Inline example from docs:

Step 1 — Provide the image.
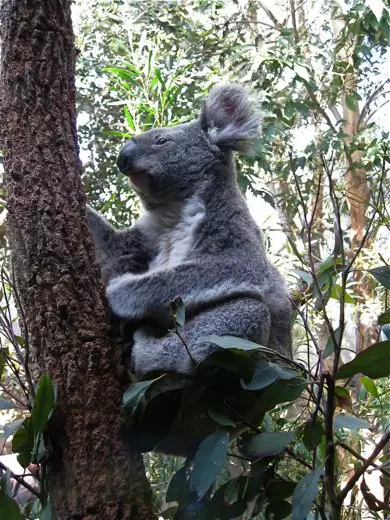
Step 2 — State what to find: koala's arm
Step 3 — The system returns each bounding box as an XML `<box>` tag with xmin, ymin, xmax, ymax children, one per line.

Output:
<box><xmin>86</xmin><ymin>206</ymin><xmax>152</xmax><ymax>281</ymax></box>
<box><xmin>106</xmin><ymin>260</ymin><xmax>263</xmax><ymax>320</ymax></box>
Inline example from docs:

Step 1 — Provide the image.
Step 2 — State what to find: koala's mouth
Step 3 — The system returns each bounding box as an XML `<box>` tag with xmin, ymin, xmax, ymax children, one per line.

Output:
<box><xmin>126</xmin><ymin>168</ymin><xmax>151</xmax><ymax>194</ymax></box>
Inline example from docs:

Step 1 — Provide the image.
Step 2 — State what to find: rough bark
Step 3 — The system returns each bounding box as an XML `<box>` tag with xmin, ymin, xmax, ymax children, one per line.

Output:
<box><xmin>0</xmin><ymin>1</ymin><xmax>155</xmax><ymax>518</ymax></box>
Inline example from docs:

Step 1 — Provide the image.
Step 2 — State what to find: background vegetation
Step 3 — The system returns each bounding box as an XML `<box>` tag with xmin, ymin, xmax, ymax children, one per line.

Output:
<box><xmin>1</xmin><ymin>0</ymin><xmax>389</xmax><ymax>518</ymax></box>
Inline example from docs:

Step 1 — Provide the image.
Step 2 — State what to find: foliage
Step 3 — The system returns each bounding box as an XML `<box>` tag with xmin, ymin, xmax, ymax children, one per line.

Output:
<box><xmin>1</xmin><ymin>0</ymin><xmax>390</xmax><ymax>518</ymax></box>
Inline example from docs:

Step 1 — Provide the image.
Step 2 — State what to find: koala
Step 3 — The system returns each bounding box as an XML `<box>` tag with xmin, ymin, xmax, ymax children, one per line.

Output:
<box><xmin>87</xmin><ymin>84</ymin><xmax>292</xmax><ymax>377</ymax></box>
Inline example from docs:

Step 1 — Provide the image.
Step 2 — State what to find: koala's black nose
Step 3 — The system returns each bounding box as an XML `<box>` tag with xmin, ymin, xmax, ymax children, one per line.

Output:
<box><xmin>116</xmin><ymin>140</ymin><xmax>138</xmax><ymax>174</ymax></box>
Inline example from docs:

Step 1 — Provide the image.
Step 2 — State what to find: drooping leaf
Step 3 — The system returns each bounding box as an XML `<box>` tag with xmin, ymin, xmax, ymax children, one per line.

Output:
<box><xmin>122</xmin><ymin>375</ymin><xmax>165</xmax><ymax>411</ymax></box>
<box><xmin>31</xmin><ymin>375</ymin><xmax>56</xmax><ymax>438</ymax></box>
<box><xmin>166</xmin><ymin>467</ymin><xmax>188</xmax><ymax>503</ymax></box>
<box><xmin>204</xmin><ymin>349</ymin><xmax>255</xmax><ymax>383</ymax></box>
<box><xmin>378</xmin><ymin>310</ymin><xmax>390</xmax><ymax>326</ymax></box>
<box><xmin>336</xmin><ymin>341</ymin><xmax>390</xmax><ymax>379</ymax></box>
<box><xmin>197</xmin><ymin>334</ymin><xmax>267</xmax><ymax>352</ymax></box>
<box><xmin>369</xmin><ymin>266</ymin><xmax>390</xmax><ymax>289</ymax></box>
<box><xmin>359</xmin><ymin>376</ymin><xmax>379</xmax><ymax>398</ymax></box>
<box><xmin>334</xmin><ymin>414</ymin><xmax>370</xmax><ymax>430</ymax></box>
<box><xmin>39</xmin><ymin>499</ymin><xmax>55</xmax><ymax>520</ymax></box>
<box><xmin>291</xmin><ymin>467</ymin><xmax>323</xmax><ymax>520</ymax></box>
<box><xmin>171</xmin><ymin>297</ymin><xmax>186</xmax><ymax>330</ymax></box>
<box><xmin>12</xmin><ymin>418</ymin><xmax>34</xmax><ymax>468</ymax></box>
<box><xmin>266</xmin><ymin>478</ymin><xmax>296</xmax><ymax>501</ymax></box>
<box><xmin>323</xmin><ymin>327</ymin><xmax>342</xmax><ymax>358</ymax></box>
<box><xmin>241</xmin><ymin>431</ymin><xmax>295</xmax><ymax>458</ymax></box>
<box><xmin>258</xmin><ymin>378</ymin><xmax>307</xmax><ymax>411</ymax></box>
<box><xmin>0</xmin><ymin>485</ymin><xmax>24</xmax><ymax>520</ymax></box>
<box><xmin>345</xmin><ymin>93</ymin><xmax>358</xmax><ymax>111</ymax></box>
<box><xmin>189</xmin><ymin>431</ymin><xmax>229</xmax><ymax>500</ymax></box>
<box><xmin>240</xmin><ymin>362</ymin><xmax>278</xmax><ymax>390</ymax></box>
<box><xmin>4</xmin><ymin>419</ymin><xmax>24</xmax><ymax>441</ymax></box>
<box><xmin>302</xmin><ymin>420</ymin><xmax>325</xmax><ymax>452</ymax></box>
<box><xmin>265</xmin><ymin>499</ymin><xmax>292</xmax><ymax>519</ymax></box>
<box><xmin>208</xmin><ymin>408</ymin><xmax>236</xmax><ymax>428</ymax></box>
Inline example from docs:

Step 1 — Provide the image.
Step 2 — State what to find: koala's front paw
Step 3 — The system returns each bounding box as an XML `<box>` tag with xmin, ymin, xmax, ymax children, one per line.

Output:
<box><xmin>106</xmin><ymin>274</ymin><xmax>141</xmax><ymax>319</ymax></box>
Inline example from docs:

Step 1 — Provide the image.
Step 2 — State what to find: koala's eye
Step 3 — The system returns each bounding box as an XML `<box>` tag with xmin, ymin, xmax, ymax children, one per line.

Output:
<box><xmin>156</xmin><ymin>137</ymin><xmax>168</xmax><ymax>145</ymax></box>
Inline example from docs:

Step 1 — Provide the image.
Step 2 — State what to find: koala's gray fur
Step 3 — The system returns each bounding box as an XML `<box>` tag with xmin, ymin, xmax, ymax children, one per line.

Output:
<box><xmin>87</xmin><ymin>84</ymin><xmax>292</xmax><ymax>376</ymax></box>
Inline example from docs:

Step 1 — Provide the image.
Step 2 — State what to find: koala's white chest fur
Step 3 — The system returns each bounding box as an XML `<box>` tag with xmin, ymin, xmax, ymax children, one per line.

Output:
<box><xmin>147</xmin><ymin>197</ymin><xmax>205</xmax><ymax>271</ymax></box>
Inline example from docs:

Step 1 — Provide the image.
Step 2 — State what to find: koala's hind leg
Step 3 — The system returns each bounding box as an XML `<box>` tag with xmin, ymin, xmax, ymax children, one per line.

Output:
<box><xmin>131</xmin><ymin>297</ymin><xmax>271</xmax><ymax>376</ymax></box>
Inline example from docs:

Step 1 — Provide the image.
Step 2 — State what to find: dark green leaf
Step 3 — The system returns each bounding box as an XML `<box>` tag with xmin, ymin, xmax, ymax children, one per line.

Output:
<box><xmin>204</xmin><ymin>349</ymin><xmax>255</xmax><ymax>383</ymax></box>
<box><xmin>241</xmin><ymin>431</ymin><xmax>295</xmax><ymax>458</ymax></box>
<box><xmin>166</xmin><ymin>467</ymin><xmax>188</xmax><ymax>503</ymax></box>
<box><xmin>359</xmin><ymin>376</ymin><xmax>379</xmax><ymax>398</ymax></box>
<box><xmin>259</xmin><ymin>378</ymin><xmax>307</xmax><ymax>410</ymax></box>
<box><xmin>160</xmin><ymin>506</ymin><xmax>178</xmax><ymax>519</ymax></box>
<box><xmin>39</xmin><ymin>500</ymin><xmax>55</xmax><ymax>520</ymax></box>
<box><xmin>266</xmin><ymin>479</ymin><xmax>296</xmax><ymax>501</ymax></box>
<box><xmin>122</xmin><ymin>376</ymin><xmax>164</xmax><ymax>412</ymax></box>
<box><xmin>0</xmin><ymin>486</ymin><xmax>24</xmax><ymax>520</ymax></box>
<box><xmin>197</xmin><ymin>334</ymin><xmax>265</xmax><ymax>351</ymax></box>
<box><xmin>345</xmin><ymin>93</ymin><xmax>358</xmax><ymax>112</ymax></box>
<box><xmin>12</xmin><ymin>418</ymin><xmax>34</xmax><ymax>468</ymax></box>
<box><xmin>378</xmin><ymin>311</ymin><xmax>390</xmax><ymax>326</ymax></box>
<box><xmin>32</xmin><ymin>375</ymin><xmax>55</xmax><ymax>438</ymax></box>
<box><xmin>265</xmin><ymin>499</ymin><xmax>292</xmax><ymax>519</ymax></box>
<box><xmin>291</xmin><ymin>467</ymin><xmax>323</xmax><ymax>520</ymax></box>
<box><xmin>123</xmin><ymin>106</ymin><xmax>135</xmax><ymax>131</ymax></box>
<box><xmin>323</xmin><ymin>327</ymin><xmax>342</xmax><ymax>358</ymax></box>
<box><xmin>369</xmin><ymin>266</ymin><xmax>390</xmax><ymax>289</ymax></box>
<box><xmin>208</xmin><ymin>408</ymin><xmax>236</xmax><ymax>428</ymax></box>
<box><xmin>336</xmin><ymin>341</ymin><xmax>390</xmax><ymax>379</ymax></box>
<box><xmin>302</xmin><ymin>420</ymin><xmax>325</xmax><ymax>452</ymax></box>
<box><xmin>240</xmin><ymin>362</ymin><xmax>278</xmax><ymax>390</ymax></box>
<box><xmin>4</xmin><ymin>419</ymin><xmax>24</xmax><ymax>441</ymax></box>
<box><xmin>171</xmin><ymin>297</ymin><xmax>185</xmax><ymax>329</ymax></box>
<box><xmin>334</xmin><ymin>414</ymin><xmax>370</xmax><ymax>430</ymax></box>
<box><xmin>189</xmin><ymin>431</ymin><xmax>229</xmax><ymax>500</ymax></box>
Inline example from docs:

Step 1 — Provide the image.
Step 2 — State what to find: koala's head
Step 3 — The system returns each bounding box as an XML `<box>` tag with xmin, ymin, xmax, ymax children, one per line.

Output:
<box><xmin>116</xmin><ymin>84</ymin><xmax>261</xmax><ymax>207</ymax></box>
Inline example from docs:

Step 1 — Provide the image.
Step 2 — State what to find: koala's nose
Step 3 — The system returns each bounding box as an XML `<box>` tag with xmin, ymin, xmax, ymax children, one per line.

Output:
<box><xmin>116</xmin><ymin>140</ymin><xmax>138</xmax><ymax>174</ymax></box>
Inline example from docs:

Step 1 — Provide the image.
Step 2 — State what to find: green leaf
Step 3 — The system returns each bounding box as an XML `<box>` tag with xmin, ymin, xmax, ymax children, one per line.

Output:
<box><xmin>171</xmin><ymin>296</ymin><xmax>185</xmax><ymax>330</ymax></box>
<box><xmin>302</xmin><ymin>421</ymin><xmax>325</xmax><ymax>452</ymax></box>
<box><xmin>378</xmin><ymin>311</ymin><xmax>390</xmax><ymax>326</ymax></box>
<box><xmin>12</xmin><ymin>418</ymin><xmax>34</xmax><ymax>468</ymax></box>
<box><xmin>265</xmin><ymin>500</ymin><xmax>292</xmax><ymax>519</ymax></box>
<box><xmin>0</xmin><ymin>348</ymin><xmax>9</xmax><ymax>380</ymax></box>
<box><xmin>189</xmin><ymin>431</ymin><xmax>229</xmax><ymax>500</ymax></box>
<box><xmin>291</xmin><ymin>467</ymin><xmax>323</xmax><ymax>520</ymax></box>
<box><xmin>4</xmin><ymin>419</ymin><xmax>24</xmax><ymax>441</ymax></box>
<box><xmin>241</xmin><ymin>362</ymin><xmax>297</xmax><ymax>391</ymax></box>
<box><xmin>166</xmin><ymin>467</ymin><xmax>188</xmax><ymax>503</ymax></box>
<box><xmin>345</xmin><ymin>93</ymin><xmax>358</xmax><ymax>112</ymax></box>
<box><xmin>334</xmin><ymin>414</ymin><xmax>370</xmax><ymax>430</ymax></box>
<box><xmin>32</xmin><ymin>375</ymin><xmax>55</xmax><ymax>438</ymax></box>
<box><xmin>0</xmin><ymin>485</ymin><xmax>24</xmax><ymax>520</ymax></box>
<box><xmin>259</xmin><ymin>378</ymin><xmax>307</xmax><ymax>410</ymax></box>
<box><xmin>208</xmin><ymin>408</ymin><xmax>236</xmax><ymax>428</ymax></box>
<box><xmin>197</xmin><ymin>334</ymin><xmax>265</xmax><ymax>351</ymax></box>
<box><xmin>122</xmin><ymin>376</ymin><xmax>164</xmax><ymax>412</ymax></box>
<box><xmin>241</xmin><ymin>431</ymin><xmax>295</xmax><ymax>458</ymax></box>
<box><xmin>369</xmin><ymin>266</ymin><xmax>390</xmax><ymax>289</ymax></box>
<box><xmin>154</xmin><ymin>67</ymin><xmax>166</xmax><ymax>87</ymax></box>
<box><xmin>336</xmin><ymin>341</ymin><xmax>390</xmax><ymax>379</ymax></box>
<box><xmin>359</xmin><ymin>376</ymin><xmax>379</xmax><ymax>398</ymax></box>
<box><xmin>266</xmin><ymin>478</ymin><xmax>296</xmax><ymax>501</ymax></box>
<box><xmin>323</xmin><ymin>327</ymin><xmax>342</xmax><ymax>358</ymax></box>
<box><xmin>123</xmin><ymin>106</ymin><xmax>135</xmax><ymax>131</ymax></box>
<box><xmin>204</xmin><ymin>349</ymin><xmax>255</xmax><ymax>383</ymax></box>
<box><xmin>39</xmin><ymin>499</ymin><xmax>55</xmax><ymax>520</ymax></box>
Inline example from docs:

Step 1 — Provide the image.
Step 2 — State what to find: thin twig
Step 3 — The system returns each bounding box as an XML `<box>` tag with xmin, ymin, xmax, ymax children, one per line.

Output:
<box><xmin>336</xmin><ymin>440</ymin><xmax>390</xmax><ymax>479</ymax></box>
<box><xmin>338</xmin><ymin>432</ymin><xmax>390</xmax><ymax>503</ymax></box>
<box><xmin>0</xmin><ymin>460</ymin><xmax>41</xmax><ymax>499</ymax></box>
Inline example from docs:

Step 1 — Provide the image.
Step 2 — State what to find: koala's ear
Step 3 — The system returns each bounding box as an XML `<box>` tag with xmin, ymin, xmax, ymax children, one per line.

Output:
<box><xmin>200</xmin><ymin>84</ymin><xmax>261</xmax><ymax>151</ymax></box>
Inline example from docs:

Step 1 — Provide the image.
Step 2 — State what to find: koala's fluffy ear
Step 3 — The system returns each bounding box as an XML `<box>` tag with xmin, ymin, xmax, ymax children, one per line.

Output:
<box><xmin>200</xmin><ymin>84</ymin><xmax>262</xmax><ymax>151</ymax></box>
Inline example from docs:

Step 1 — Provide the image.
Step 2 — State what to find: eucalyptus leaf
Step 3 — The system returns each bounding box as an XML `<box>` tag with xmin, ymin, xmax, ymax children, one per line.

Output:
<box><xmin>189</xmin><ymin>431</ymin><xmax>229</xmax><ymax>500</ymax></box>
<box><xmin>334</xmin><ymin>414</ymin><xmax>370</xmax><ymax>430</ymax></box>
<box><xmin>336</xmin><ymin>341</ymin><xmax>390</xmax><ymax>379</ymax></box>
<box><xmin>241</xmin><ymin>431</ymin><xmax>295</xmax><ymax>458</ymax></box>
<box><xmin>0</xmin><ymin>485</ymin><xmax>24</xmax><ymax>520</ymax></box>
<box><xmin>369</xmin><ymin>266</ymin><xmax>390</xmax><ymax>289</ymax></box>
<box><xmin>31</xmin><ymin>375</ymin><xmax>56</xmax><ymax>438</ymax></box>
<box><xmin>291</xmin><ymin>467</ymin><xmax>323</xmax><ymax>520</ymax></box>
<box><xmin>122</xmin><ymin>376</ymin><xmax>164</xmax><ymax>412</ymax></box>
<box><xmin>359</xmin><ymin>376</ymin><xmax>379</xmax><ymax>398</ymax></box>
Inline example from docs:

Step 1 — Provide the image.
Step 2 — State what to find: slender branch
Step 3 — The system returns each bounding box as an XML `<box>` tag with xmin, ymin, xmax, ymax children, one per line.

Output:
<box><xmin>359</xmin><ymin>78</ymin><xmax>390</xmax><ymax>126</ymax></box>
<box><xmin>324</xmin><ymin>374</ymin><xmax>341</xmax><ymax>517</ymax></box>
<box><xmin>336</xmin><ymin>441</ymin><xmax>390</xmax><ymax>479</ymax></box>
<box><xmin>338</xmin><ymin>432</ymin><xmax>390</xmax><ymax>503</ymax></box>
<box><xmin>0</xmin><ymin>460</ymin><xmax>41</xmax><ymax>499</ymax></box>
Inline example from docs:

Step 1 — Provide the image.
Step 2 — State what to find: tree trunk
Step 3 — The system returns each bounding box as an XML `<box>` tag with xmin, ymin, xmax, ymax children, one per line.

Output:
<box><xmin>0</xmin><ymin>1</ymin><xmax>155</xmax><ymax>518</ymax></box>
